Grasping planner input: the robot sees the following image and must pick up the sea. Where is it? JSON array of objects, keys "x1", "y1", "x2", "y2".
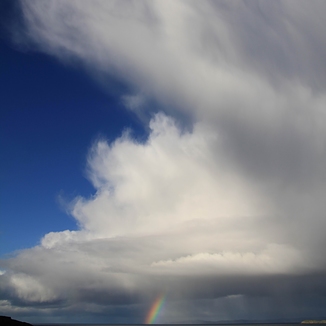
[{"x1": 33, "y1": 324, "x2": 307, "y2": 326}]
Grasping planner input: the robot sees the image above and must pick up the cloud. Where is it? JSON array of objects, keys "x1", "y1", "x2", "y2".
[
  {"x1": 121, "y1": 93, "x2": 146, "y2": 111},
  {"x1": 2, "y1": 114, "x2": 326, "y2": 321},
  {"x1": 2, "y1": 0, "x2": 326, "y2": 322}
]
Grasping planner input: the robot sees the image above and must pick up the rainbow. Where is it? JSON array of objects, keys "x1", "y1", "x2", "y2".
[{"x1": 145, "y1": 294, "x2": 166, "y2": 324}]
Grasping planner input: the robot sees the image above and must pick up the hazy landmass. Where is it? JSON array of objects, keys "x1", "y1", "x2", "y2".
[{"x1": 301, "y1": 321, "x2": 326, "y2": 324}]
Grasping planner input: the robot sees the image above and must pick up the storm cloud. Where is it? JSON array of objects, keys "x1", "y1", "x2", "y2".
[{"x1": 1, "y1": 0, "x2": 326, "y2": 322}]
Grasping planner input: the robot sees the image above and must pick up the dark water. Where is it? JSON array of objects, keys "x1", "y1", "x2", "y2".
[{"x1": 34, "y1": 324, "x2": 304, "y2": 326}]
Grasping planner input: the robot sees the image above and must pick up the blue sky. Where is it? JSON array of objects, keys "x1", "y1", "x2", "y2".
[
  {"x1": 1, "y1": 0, "x2": 326, "y2": 324},
  {"x1": 0, "y1": 21, "x2": 145, "y2": 255}
]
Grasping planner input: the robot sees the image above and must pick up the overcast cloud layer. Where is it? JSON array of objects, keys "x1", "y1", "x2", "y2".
[{"x1": 1, "y1": 0, "x2": 326, "y2": 322}]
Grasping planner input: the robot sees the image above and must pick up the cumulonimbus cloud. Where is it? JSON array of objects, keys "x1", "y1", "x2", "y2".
[{"x1": 1, "y1": 0, "x2": 326, "y2": 322}]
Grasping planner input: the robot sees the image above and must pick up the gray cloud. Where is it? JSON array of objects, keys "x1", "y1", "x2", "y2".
[{"x1": 2, "y1": 0, "x2": 326, "y2": 322}]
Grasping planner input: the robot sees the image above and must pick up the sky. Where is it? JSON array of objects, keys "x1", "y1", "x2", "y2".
[{"x1": 1, "y1": 0, "x2": 326, "y2": 324}]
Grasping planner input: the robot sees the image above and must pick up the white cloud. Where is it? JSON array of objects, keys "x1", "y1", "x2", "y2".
[
  {"x1": 10, "y1": 274, "x2": 57, "y2": 303},
  {"x1": 72, "y1": 113, "x2": 268, "y2": 238},
  {"x1": 151, "y1": 245, "x2": 302, "y2": 275}
]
